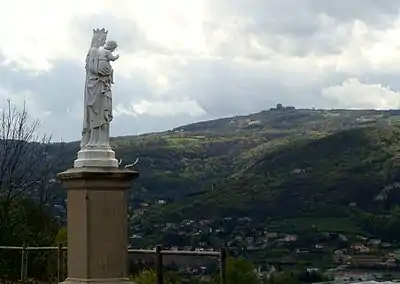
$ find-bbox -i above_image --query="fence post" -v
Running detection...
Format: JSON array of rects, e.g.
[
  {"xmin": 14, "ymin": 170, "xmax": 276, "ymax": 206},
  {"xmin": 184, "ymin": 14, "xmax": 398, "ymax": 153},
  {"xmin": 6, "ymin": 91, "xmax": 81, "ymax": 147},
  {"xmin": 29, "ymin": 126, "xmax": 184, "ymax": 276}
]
[
  {"xmin": 57, "ymin": 243, "xmax": 63, "ymax": 282},
  {"xmin": 20, "ymin": 243, "xmax": 26, "ymax": 282},
  {"xmin": 156, "ymin": 245, "xmax": 163, "ymax": 284},
  {"xmin": 220, "ymin": 247, "xmax": 227, "ymax": 284},
  {"xmin": 64, "ymin": 246, "xmax": 68, "ymax": 278},
  {"xmin": 24, "ymin": 245, "xmax": 28, "ymax": 280}
]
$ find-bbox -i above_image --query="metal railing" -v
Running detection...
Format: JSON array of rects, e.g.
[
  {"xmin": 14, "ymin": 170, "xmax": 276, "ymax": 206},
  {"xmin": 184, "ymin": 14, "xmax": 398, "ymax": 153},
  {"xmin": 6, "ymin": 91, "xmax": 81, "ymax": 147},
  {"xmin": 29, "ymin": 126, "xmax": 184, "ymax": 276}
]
[{"xmin": 0, "ymin": 245, "xmax": 227, "ymax": 284}]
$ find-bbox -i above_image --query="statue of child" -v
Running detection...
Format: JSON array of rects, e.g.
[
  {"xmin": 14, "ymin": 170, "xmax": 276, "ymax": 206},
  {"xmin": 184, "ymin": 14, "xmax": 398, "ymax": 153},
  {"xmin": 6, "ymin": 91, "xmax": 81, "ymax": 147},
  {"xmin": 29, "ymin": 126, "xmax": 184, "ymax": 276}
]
[{"xmin": 98, "ymin": 40, "xmax": 119, "ymax": 84}]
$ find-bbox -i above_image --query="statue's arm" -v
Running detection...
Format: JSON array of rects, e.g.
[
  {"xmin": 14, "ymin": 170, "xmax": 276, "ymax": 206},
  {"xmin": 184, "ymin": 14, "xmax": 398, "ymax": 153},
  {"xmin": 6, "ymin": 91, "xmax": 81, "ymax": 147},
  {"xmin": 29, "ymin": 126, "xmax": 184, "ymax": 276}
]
[{"xmin": 109, "ymin": 53, "xmax": 119, "ymax": 61}]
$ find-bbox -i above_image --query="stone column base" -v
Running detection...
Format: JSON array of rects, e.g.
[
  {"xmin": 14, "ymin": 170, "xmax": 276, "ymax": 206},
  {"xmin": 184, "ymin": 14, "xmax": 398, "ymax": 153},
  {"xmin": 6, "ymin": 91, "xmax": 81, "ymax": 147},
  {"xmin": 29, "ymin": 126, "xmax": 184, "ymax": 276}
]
[
  {"xmin": 74, "ymin": 146, "xmax": 118, "ymax": 168},
  {"xmin": 61, "ymin": 277, "xmax": 135, "ymax": 283}
]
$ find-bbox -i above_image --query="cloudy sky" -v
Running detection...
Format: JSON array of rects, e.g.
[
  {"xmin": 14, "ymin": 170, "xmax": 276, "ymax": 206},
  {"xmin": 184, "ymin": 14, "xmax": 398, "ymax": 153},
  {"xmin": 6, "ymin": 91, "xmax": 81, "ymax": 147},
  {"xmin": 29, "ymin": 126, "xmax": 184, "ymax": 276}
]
[{"xmin": 1, "ymin": 0, "xmax": 400, "ymax": 141}]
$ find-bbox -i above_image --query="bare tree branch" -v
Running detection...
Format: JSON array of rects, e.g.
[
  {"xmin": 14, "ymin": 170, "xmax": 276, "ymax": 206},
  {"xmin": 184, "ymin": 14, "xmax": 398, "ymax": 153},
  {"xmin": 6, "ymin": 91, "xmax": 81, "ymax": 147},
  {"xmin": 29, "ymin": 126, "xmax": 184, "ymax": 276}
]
[{"xmin": 0, "ymin": 100, "xmax": 64, "ymax": 241}]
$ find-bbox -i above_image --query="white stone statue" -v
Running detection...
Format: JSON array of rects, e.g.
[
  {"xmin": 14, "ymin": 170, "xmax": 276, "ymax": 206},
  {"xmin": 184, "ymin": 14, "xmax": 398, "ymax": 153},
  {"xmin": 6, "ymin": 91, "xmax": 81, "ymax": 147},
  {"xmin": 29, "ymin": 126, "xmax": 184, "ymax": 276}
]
[
  {"xmin": 74, "ymin": 29, "xmax": 119, "ymax": 168},
  {"xmin": 98, "ymin": 40, "xmax": 119, "ymax": 84}
]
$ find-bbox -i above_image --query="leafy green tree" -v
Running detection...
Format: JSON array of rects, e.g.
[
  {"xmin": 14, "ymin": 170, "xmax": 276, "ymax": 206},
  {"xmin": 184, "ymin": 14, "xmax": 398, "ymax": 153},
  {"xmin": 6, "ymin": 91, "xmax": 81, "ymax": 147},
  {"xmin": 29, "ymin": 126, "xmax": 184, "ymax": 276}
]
[
  {"xmin": 264, "ymin": 270, "xmax": 330, "ymax": 284},
  {"xmin": 297, "ymin": 270, "xmax": 331, "ymax": 283},
  {"xmin": 132, "ymin": 269, "xmax": 181, "ymax": 284},
  {"xmin": 55, "ymin": 226, "xmax": 67, "ymax": 245},
  {"xmin": 0, "ymin": 198, "xmax": 61, "ymax": 280},
  {"xmin": 264, "ymin": 272, "xmax": 300, "ymax": 284},
  {"xmin": 395, "ymin": 258, "xmax": 400, "ymax": 267},
  {"xmin": 210, "ymin": 257, "xmax": 259, "ymax": 284},
  {"xmin": 226, "ymin": 257, "xmax": 259, "ymax": 284},
  {"xmin": 132, "ymin": 270, "xmax": 157, "ymax": 284}
]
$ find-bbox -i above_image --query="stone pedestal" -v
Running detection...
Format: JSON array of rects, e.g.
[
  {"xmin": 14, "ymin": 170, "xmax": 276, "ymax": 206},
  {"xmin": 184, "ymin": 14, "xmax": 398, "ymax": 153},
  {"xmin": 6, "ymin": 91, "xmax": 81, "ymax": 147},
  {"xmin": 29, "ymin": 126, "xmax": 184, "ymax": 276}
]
[
  {"xmin": 74, "ymin": 147, "xmax": 119, "ymax": 168},
  {"xmin": 57, "ymin": 167, "xmax": 138, "ymax": 284}
]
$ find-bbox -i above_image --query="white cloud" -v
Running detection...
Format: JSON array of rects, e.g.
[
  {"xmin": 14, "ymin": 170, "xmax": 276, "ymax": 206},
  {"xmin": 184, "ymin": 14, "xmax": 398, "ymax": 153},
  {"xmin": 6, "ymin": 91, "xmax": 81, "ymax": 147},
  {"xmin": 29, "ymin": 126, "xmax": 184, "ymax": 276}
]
[
  {"xmin": 333, "ymin": 18, "xmax": 400, "ymax": 75},
  {"xmin": 0, "ymin": 88, "xmax": 39, "ymax": 115},
  {"xmin": 0, "ymin": 0, "xmax": 209, "ymax": 72},
  {"xmin": 132, "ymin": 99, "xmax": 206, "ymax": 117},
  {"xmin": 1, "ymin": 0, "xmax": 399, "ymax": 76},
  {"xmin": 322, "ymin": 78, "xmax": 400, "ymax": 109},
  {"xmin": 0, "ymin": 0, "xmax": 96, "ymax": 71}
]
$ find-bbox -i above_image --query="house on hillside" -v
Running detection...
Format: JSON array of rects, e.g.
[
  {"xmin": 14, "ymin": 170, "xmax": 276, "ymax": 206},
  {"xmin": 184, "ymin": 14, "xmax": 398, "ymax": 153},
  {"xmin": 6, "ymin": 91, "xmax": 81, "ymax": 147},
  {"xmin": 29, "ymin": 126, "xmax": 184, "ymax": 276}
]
[
  {"xmin": 291, "ymin": 168, "xmax": 306, "ymax": 175},
  {"xmin": 368, "ymin": 238, "xmax": 382, "ymax": 246},
  {"xmin": 333, "ymin": 249, "xmax": 351, "ymax": 264},
  {"xmin": 277, "ymin": 234, "xmax": 298, "ymax": 244},
  {"xmin": 248, "ymin": 120, "xmax": 262, "ymax": 127},
  {"xmin": 380, "ymin": 242, "xmax": 392, "ymax": 248},
  {"xmin": 266, "ymin": 232, "xmax": 278, "ymax": 239},
  {"xmin": 356, "ymin": 116, "xmax": 376, "ymax": 123},
  {"xmin": 356, "ymin": 235, "xmax": 368, "ymax": 241},
  {"xmin": 349, "ymin": 254, "xmax": 385, "ymax": 267},
  {"xmin": 351, "ymin": 244, "xmax": 370, "ymax": 254},
  {"xmin": 283, "ymin": 234, "xmax": 298, "ymax": 242}
]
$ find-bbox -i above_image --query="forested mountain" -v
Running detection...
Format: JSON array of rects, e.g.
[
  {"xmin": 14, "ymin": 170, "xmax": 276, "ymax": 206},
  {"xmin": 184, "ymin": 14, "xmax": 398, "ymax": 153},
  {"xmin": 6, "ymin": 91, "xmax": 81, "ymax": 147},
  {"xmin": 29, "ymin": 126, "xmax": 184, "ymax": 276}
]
[
  {"xmin": 50, "ymin": 107, "xmax": 400, "ymax": 240},
  {"xmin": 112, "ymin": 107, "xmax": 400, "ymax": 204},
  {"xmin": 146, "ymin": 126, "xmax": 400, "ymax": 222}
]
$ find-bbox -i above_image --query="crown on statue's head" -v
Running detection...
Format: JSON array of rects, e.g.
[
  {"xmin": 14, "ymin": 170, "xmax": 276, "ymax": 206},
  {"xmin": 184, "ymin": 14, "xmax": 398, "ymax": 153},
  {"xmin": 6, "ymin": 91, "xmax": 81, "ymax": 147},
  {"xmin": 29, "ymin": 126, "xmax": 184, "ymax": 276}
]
[
  {"xmin": 93, "ymin": 28, "xmax": 108, "ymax": 34},
  {"xmin": 89, "ymin": 28, "xmax": 108, "ymax": 48}
]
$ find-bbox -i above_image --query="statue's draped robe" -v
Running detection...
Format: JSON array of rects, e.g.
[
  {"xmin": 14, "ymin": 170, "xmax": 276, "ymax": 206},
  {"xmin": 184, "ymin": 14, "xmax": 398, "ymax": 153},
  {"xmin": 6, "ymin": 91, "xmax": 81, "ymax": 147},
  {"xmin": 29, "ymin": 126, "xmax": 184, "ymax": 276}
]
[{"xmin": 81, "ymin": 46, "xmax": 113, "ymax": 148}]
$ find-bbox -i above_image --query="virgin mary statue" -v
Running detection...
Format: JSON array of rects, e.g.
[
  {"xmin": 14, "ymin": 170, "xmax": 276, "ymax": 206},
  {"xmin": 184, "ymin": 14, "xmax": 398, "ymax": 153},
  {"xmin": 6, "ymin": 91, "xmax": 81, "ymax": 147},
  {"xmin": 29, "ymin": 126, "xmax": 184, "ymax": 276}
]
[{"xmin": 80, "ymin": 28, "xmax": 113, "ymax": 149}]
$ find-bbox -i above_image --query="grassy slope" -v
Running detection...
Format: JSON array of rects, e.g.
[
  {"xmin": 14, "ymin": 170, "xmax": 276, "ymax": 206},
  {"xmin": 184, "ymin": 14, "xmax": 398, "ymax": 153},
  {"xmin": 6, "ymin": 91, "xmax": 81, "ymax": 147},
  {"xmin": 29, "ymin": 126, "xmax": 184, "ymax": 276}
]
[
  {"xmin": 115, "ymin": 109, "xmax": 398, "ymax": 203},
  {"xmin": 142, "ymin": 125, "xmax": 400, "ymax": 233}
]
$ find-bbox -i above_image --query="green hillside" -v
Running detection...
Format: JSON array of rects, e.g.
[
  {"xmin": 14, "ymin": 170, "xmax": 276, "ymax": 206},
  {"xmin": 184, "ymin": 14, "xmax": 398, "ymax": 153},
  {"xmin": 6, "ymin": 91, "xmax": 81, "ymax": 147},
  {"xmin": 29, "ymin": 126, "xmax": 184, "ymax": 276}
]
[
  {"xmin": 149, "ymin": 125, "xmax": 400, "ymax": 221},
  {"xmin": 51, "ymin": 107, "xmax": 400, "ymax": 241},
  {"xmin": 53, "ymin": 107, "xmax": 400, "ymax": 202},
  {"xmin": 108, "ymin": 108, "xmax": 400, "ymax": 202}
]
